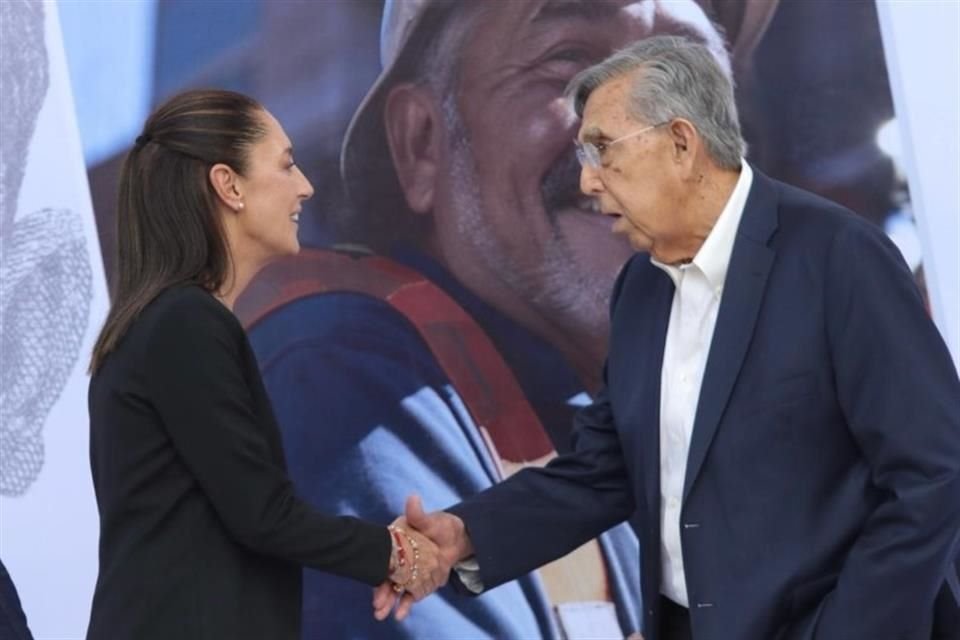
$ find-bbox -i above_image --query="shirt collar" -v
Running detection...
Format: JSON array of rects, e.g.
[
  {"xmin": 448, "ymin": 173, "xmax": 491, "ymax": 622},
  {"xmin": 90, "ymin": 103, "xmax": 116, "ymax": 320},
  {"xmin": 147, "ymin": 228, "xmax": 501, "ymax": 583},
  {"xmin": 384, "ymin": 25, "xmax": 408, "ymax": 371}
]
[{"xmin": 651, "ymin": 161, "xmax": 753, "ymax": 295}]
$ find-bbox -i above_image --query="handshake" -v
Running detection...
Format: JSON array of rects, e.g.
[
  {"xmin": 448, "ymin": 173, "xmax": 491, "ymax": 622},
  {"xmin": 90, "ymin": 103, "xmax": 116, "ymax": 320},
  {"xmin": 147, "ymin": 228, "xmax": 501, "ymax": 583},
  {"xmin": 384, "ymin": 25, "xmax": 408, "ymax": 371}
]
[{"xmin": 377, "ymin": 495, "xmax": 473, "ymax": 621}]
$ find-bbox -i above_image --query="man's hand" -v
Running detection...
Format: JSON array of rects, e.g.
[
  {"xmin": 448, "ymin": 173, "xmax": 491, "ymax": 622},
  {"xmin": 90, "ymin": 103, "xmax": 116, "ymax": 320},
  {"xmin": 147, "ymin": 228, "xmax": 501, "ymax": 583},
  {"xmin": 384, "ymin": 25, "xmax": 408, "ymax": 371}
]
[
  {"xmin": 404, "ymin": 494, "xmax": 474, "ymax": 566},
  {"xmin": 373, "ymin": 495, "xmax": 474, "ymax": 621}
]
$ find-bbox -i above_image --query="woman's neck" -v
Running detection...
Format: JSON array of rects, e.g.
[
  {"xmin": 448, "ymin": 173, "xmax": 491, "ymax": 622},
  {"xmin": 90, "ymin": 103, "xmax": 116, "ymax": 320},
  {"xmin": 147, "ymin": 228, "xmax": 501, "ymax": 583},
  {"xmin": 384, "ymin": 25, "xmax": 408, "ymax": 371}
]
[{"xmin": 215, "ymin": 239, "xmax": 264, "ymax": 312}]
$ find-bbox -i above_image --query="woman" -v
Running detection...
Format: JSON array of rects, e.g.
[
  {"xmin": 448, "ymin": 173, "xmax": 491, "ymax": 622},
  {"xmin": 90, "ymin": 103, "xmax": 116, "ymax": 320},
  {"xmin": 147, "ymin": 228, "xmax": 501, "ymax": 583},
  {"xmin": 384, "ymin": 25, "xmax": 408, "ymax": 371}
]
[{"xmin": 86, "ymin": 89, "xmax": 442, "ymax": 639}]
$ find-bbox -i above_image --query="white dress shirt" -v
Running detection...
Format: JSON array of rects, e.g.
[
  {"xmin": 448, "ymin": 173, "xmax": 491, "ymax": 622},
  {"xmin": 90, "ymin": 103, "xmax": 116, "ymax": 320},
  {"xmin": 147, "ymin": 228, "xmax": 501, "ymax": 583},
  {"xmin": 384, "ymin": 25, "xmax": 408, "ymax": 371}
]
[{"xmin": 651, "ymin": 162, "xmax": 753, "ymax": 607}]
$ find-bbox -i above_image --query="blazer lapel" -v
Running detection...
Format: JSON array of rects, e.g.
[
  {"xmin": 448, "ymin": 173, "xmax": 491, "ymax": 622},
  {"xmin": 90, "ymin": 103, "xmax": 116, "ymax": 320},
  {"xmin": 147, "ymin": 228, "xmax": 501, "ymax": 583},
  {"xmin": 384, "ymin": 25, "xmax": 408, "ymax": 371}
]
[
  {"xmin": 639, "ymin": 275, "xmax": 674, "ymax": 513},
  {"xmin": 683, "ymin": 171, "xmax": 779, "ymax": 502},
  {"xmin": 612, "ymin": 261, "xmax": 674, "ymax": 514}
]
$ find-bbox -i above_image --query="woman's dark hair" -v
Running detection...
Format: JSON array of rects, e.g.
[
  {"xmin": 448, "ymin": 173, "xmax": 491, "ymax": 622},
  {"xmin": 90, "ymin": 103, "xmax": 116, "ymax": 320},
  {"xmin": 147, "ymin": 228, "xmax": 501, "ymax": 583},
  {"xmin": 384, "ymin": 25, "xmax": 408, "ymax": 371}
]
[{"xmin": 89, "ymin": 89, "xmax": 266, "ymax": 373}]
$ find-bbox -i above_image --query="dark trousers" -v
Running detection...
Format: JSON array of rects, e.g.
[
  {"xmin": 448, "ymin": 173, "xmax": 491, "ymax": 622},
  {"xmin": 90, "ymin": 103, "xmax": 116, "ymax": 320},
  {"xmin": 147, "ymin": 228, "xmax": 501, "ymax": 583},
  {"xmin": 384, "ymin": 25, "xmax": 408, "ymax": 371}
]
[{"xmin": 659, "ymin": 596, "xmax": 692, "ymax": 640}]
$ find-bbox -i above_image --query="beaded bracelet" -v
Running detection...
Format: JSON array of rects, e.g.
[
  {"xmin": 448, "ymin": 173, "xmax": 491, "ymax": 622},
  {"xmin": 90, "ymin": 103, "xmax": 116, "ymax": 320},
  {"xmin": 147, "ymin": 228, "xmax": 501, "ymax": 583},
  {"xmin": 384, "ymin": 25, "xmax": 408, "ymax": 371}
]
[
  {"xmin": 388, "ymin": 526, "xmax": 406, "ymax": 573},
  {"xmin": 388, "ymin": 525, "xmax": 420, "ymax": 593}
]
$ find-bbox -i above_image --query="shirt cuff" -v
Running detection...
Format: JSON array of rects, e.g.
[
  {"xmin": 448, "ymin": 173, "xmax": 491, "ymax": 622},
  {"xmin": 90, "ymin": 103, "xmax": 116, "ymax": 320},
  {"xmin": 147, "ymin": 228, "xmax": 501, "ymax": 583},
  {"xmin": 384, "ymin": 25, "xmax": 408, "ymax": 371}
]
[{"xmin": 453, "ymin": 557, "xmax": 484, "ymax": 594}]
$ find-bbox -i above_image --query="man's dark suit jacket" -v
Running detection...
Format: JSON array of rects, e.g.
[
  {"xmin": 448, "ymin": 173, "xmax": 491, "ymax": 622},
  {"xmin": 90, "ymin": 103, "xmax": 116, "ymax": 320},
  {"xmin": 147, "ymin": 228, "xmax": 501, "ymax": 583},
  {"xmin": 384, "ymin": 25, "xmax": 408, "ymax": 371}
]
[
  {"xmin": 86, "ymin": 286, "xmax": 391, "ymax": 640},
  {"xmin": 451, "ymin": 169, "xmax": 960, "ymax": 640}
]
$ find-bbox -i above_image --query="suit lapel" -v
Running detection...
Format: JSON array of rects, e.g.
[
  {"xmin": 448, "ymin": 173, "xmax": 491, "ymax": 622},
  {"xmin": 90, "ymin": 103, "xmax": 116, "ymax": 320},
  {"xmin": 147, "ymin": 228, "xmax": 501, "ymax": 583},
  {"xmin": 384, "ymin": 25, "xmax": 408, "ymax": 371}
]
[
  {"xmin": 683, "ymin": 171, "xmax": 779, "ymax": 502},
  {"xmin": 614, "ymin": 261, "xmax": 674, "ymax": 514},
  {"xmin": 638, "ymin": 274, "xmax": 674, "ymax": 513}
]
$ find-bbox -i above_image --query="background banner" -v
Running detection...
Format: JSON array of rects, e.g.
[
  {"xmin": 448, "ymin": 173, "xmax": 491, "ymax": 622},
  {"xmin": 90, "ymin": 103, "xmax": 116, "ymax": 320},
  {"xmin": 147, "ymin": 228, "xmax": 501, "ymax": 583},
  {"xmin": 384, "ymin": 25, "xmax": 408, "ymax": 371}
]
[
  {"xmin": 0, "ymin": 1, "xmax": 109, "ymax": 637},
  {"xmin": 1, "ymin": 1, "xmax": 956, "ymax": 637}
]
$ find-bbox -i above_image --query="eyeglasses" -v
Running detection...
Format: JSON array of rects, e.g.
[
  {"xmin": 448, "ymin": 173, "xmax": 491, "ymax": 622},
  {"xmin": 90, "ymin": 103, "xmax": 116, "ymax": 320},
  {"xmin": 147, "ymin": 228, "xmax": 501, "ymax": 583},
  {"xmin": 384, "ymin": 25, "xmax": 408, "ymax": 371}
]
[{"xmin": 574, "ymin": 121, "xmax": 670, "ymax": 169}]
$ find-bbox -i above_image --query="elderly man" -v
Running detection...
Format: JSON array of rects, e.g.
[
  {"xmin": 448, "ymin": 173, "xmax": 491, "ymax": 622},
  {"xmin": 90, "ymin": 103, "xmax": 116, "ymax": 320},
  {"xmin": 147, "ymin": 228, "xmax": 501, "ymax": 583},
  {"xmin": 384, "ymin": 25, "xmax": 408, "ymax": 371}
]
[
  {"xmin": 240, "ymin": 1, "xmax": 773, "ymax": 638},
  {"xmin": 381, "ymin": 35, "xmax": 960, "ymax": 640}
]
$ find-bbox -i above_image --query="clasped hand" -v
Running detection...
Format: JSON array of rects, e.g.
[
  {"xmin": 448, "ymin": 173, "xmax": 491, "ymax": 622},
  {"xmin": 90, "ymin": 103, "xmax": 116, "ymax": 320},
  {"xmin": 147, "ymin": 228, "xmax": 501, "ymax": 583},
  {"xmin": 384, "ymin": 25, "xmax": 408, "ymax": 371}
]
[{"xmin": 374, "ymin": 495, "xmax": 472, "ymax": 621}]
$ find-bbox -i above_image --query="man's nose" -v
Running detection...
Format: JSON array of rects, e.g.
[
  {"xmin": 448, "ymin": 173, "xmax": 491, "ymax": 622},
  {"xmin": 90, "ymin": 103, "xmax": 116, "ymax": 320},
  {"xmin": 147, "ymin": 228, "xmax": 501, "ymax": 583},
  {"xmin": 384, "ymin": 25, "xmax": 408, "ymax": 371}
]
[{"xmin": 579, "ymin": 165, "xmax": 603, "ymax": 197}]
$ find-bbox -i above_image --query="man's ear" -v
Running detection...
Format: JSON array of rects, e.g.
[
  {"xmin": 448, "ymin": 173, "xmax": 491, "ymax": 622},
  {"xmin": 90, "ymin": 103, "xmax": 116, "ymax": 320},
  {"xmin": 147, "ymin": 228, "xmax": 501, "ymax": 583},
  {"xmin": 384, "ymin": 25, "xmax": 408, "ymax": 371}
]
[
  {"xmin": 209, "ymin": 163, "xmax": 244, "ymax": 212},
  {"xmin": 666, "ymin": 118, "xmax": 698, "ymax": 166},
  {"xmin": 383, "ymin": 84, "xmax": 445, "ymax": 215}
]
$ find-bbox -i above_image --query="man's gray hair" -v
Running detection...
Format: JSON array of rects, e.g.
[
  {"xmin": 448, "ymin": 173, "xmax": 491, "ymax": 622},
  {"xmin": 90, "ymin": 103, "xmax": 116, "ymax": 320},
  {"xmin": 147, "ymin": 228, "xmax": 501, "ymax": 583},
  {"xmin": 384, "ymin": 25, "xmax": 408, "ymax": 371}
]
[{"xmin": 567, "ymin": 35, "xmax": 744, "ymax": 169}]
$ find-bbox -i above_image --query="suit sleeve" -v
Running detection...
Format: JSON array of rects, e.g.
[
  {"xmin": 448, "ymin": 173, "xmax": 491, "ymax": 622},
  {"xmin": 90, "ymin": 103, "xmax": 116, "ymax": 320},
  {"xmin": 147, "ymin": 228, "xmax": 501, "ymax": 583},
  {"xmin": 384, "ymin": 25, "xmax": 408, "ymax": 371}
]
[
  {"xmin": 447, "ymin": 257, "xmax": 641, "ymax": 591},
  {"xmin": 145, "ymin": 291, "xmax": 390, "ymax": 586},
  {"xmin": 811, "ymin": 220, "xmax": 960, "ymax": 636}
]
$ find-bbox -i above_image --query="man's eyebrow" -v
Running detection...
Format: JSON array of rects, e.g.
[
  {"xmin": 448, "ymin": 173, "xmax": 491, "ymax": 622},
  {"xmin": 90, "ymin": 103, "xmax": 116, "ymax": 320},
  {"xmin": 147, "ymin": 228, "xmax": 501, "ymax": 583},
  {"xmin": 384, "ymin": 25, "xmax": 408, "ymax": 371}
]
[
  {"xmin": 532, "ymin": 0, "xmax": 622, "ymax": 24},
  {"xmin": 580, "ymin": 127, "xmax": 608, "ymax": 143}
]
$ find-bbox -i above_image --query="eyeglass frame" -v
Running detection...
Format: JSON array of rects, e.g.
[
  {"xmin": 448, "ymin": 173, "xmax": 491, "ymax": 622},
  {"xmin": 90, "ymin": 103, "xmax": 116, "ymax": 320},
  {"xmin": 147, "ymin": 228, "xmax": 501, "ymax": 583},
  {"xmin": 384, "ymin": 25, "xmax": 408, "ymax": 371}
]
[{"xmin": 574, "ymin": 120, "xmax": 671, "ymax": 169}]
